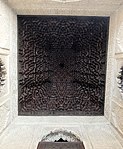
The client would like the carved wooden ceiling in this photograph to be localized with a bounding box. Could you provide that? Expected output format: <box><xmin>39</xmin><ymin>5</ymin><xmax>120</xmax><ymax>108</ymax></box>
<box><xmin>18</xmin><ymin>16</ymin><xmax>109</xmax><ymax>116</ymax></box>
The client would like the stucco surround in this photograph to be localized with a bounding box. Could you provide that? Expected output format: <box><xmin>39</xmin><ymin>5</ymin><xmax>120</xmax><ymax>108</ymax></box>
<box><xmin>0</xmin><ymin>0</ymin><xmax>123</xmax><ymax>146</ymax></box>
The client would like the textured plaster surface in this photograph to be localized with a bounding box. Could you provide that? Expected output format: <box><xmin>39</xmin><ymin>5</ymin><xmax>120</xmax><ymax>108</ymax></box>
<box><xmin>109</xmin><ymin>4</ymin><xmax>123</xmax><ymax>138</ymax></box>
<box><xmin>0</xmin><ymin>119</ymin><xmax>123</xmax><ymax>149</ymax></box>
<box><xmin>0</xmin><ymin>49</ymin><xmax>9</xmax><ymax>99</ymax></box>
<box><xmin>0</xmin><ymin>0</ymin><xmax>17</xmax><ymax>135</ymax></box>
<box><xmin>8</xmin><ymin>0</ymin><xmax>123</xmax><ymax>16</ymax></box>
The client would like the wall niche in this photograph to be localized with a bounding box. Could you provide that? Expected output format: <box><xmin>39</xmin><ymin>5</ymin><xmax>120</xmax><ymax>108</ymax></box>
<box><xmin>18</xmin><ymin>16</ymin><xmax>109</xmax><ymax>116</ymax></box>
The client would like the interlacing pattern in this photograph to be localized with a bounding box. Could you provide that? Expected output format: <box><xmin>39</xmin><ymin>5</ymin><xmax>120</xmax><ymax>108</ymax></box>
<box><xmin>18</xmin><ymin>16</ymin><xmax>109</xmax><ymax>115</ymax></box>
<box><xmin>117</xmin><ymin>66</ymin><xmax>123</xmax><ymax>92</ymax></box>
<box><xmin>0</xmin><ymin>58</ymin><xmax>6</xmax><ymax>91</ymax></box>
<box><xmin>41</xmin><ymin>129</ymin><xmax>81</xmax><ymax>142</ymax></box>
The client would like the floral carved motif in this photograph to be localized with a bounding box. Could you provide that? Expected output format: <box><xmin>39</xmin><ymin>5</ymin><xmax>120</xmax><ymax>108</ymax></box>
<box><xmin>0</xmin><ymin>58</ymin><xmax>6</xmax><ymax>91</ymax></box>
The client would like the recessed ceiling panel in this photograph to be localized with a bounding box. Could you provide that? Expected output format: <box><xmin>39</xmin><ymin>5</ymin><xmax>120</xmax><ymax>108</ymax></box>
<box><xmin>18</xmin><ymin>15</ymin><xmax>109</xmax><ymax>116</ymax></box>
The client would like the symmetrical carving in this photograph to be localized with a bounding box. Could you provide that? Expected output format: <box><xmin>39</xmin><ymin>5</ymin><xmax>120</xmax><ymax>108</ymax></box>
<box><xmin>39</xmin><ymin>130</ymin><xmax>84</xmax><ymax>149</ymax></box>
<box><xmin>117</xmin><ymin>66</ymin><xmax>123</xmax><ymax>93</ymax></box>
<box><xmin>0</xmin><ymin>58</ymin><xmax>6</xmax><ymax>91</ymax></box>
<box><xmin>18</xmin><ymin>16</ymin><xmax>109</xmax><ymax>115</ymax></box>
<box><xmin>41</xmin><ymin>129</ymin><xmax>81</xmax><ymax>142</ymax></box>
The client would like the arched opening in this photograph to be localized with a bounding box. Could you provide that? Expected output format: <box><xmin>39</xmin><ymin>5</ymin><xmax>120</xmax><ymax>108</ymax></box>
<box><xmin>37</xmin><ymin>130</ymin><xmax>85</xmax><ymax>149</ymax></box>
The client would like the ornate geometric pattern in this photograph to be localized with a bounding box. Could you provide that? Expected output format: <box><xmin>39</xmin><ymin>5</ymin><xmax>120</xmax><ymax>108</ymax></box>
<box><xmin>41</xmin><ymin>129</ymin><xmax>81</xmax><ymax>142</ymax></box>
<box><xmin>117</xmin><ymin>66</ymin><xmax>123</xmax><ymax>92</ymax></box>
<box><xmin>0</xmin><ymin>58</ymin><xmax>6</xmax><ymax>90</ymax></box>
<box><xmin>18</xmin><ymin>16</ymin><xmax>109</xmax><ymax>115</ymax></box>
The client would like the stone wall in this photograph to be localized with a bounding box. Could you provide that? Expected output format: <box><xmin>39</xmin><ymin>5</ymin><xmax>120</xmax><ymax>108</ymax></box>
<box><xmin>107</xmin><ymin>5</ymin><xmax>123</xmax><ymax>143</ymax></box>
<box><xmin>0</xmin><ymin>0</ymin><xmax>17</xmax><ymax>135</ymax></box>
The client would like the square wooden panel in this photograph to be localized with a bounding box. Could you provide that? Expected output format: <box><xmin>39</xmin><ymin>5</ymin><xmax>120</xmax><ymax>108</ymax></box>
<box><xmin>18</xmin><ymin>16</ymin><xmax>109</xmax><ymax>116</ymax></box>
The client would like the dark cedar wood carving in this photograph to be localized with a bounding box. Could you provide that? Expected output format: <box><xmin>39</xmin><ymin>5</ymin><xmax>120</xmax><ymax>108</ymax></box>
<box><xmin>37</xmin><ymin>142</ymin><xmax>85</xmax><ymax>149</ymax></box>
<box><xmin>18</xmin><ymin>16</ymin><xmax>109</xmax><ymax>115</ymax></box>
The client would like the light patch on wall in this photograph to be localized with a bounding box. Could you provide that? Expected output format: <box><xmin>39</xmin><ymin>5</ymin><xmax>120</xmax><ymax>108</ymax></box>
<box><xmin>116</xmin><ymin>22</ymin><xmax>123</xmax><ymax>53</ymax></box>
<box><xmin>52</xmin><ymin>0</ymin><xmax>80</xmax><ymax>3</ymax></box>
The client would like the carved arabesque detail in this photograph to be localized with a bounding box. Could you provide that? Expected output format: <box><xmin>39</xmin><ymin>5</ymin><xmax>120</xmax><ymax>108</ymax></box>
<box><xmin>18</xmin><ymin>16</ymin><xmax>109</xmax><ymax>115</ymax></box>
<box><xmin>117</xmin><ymin>66</ymin><xmax>123</xmax><ymax>93</ymax></box>
<box><xmin>41</xmin><ymin>129</ymin><xmax>81</xmax><ymax>142</ymax></box>
<box><xmin>0</xmin><ymin>58</ymin><xmax>6</xmax><ymax>91</ymax></box>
